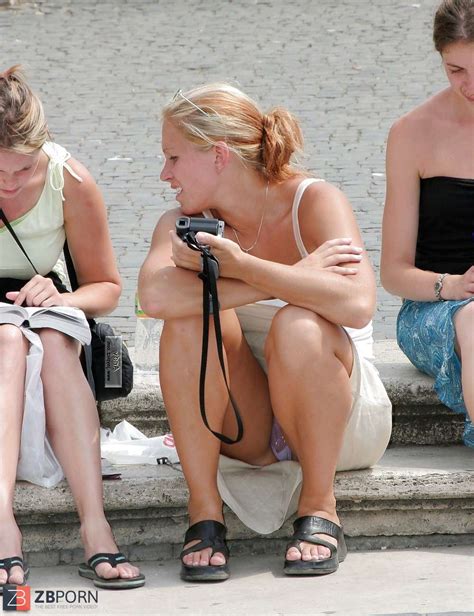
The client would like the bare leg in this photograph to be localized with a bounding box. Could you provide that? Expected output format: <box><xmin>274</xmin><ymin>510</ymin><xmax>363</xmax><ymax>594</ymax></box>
<box><xmin>454</xmin><ymin>301</ymin><xmax>474</xmax><ymax>422</ymax></box>
<box><xmin>0</xmin><ymin>325</ymin><xmax>28</xmax><ymax>585</ymax></box>
<box><xmin>160</xmin><ymin>309</ymin><xmax>275</xmax><ymax>568</ymax></box>
<box><xmin>39</xmin><ymin>329</ymin><xmax>140</xmax><ymax>581</ymax></box>
<box><xmin>265</xmin><ymin>306</ymin><xmax>353</xmax><ymax>562</ymax></box>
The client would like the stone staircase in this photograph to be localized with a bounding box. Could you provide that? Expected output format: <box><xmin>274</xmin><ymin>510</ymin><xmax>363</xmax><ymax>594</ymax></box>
<box><xmin>15</xmin><ymin>340</ymin><xmax>474</xmax><ymax>567</ymax></box>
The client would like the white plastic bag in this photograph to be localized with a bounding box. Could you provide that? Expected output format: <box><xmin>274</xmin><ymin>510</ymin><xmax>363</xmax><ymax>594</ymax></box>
<box><xmin>100</xmin><ymin>420</ymin><xmax>179</xmax><ymax>465</ymax></box>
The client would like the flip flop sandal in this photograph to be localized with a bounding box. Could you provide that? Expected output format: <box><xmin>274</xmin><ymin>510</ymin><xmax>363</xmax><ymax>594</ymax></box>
<box><xmin>180</xmin><ymin>520</ymin><xmax>230</xmax><ymax>582</ymax></box>
<box><xmin>0</xmin><ymin>557</ymin><xmax>30</xmax><ymax>594</ymax></box>
<box><xmin>78</xmin><ymin>552</ymin><xmax>145</xmax><ymax>590</ymax></box>
<box><xmin>283</xmin><ymin>515</ymin><xmax>347</xmax><ymax>576</ymax></box>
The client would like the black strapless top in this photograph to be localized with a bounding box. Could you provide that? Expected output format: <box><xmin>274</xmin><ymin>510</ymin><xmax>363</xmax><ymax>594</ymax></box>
<box><xmin>415</xmin><ymin>176</ymin><xmax>474</xmax><ymax>275</ymax></box>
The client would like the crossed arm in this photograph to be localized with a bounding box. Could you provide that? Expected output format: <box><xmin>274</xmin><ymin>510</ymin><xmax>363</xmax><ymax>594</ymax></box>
<box><xmin>139</xmin><ymin>182</ymin><xmax>376</xmax><ymax>329</ymax></box>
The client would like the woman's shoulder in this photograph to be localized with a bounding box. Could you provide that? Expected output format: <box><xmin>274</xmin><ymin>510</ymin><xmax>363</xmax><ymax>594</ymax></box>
<box><xmin>389</xmin><ymin>90</ymin><xmax>449</xmax><ymax>141</ymax></box>
<box><xmin>279</xmin><ymin>174</ymin><xmax>334</xmax><ymax>203</ymax></box>
<box><xmin>296</xmin><ymin>178</ymin><xmax>351</xmax><ymax>224</ymax></box>
<box><xmin>158</xmin><ymin>207</ymin><xmax>182</xmax><ymax>226</ymax></box>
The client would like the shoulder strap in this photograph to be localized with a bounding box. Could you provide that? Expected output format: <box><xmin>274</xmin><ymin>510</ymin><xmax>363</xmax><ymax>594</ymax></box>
<box><xmin>291</xmin><ymin>178</ymin><xmax>325</xmax><ymax>258</ymax></box>
<box><xmin>43</xmin><ymin>142</ymin><xmax>83</xmax><ymax>201</ymax></box>
<box><xmin>63</xmin><ymin>241</ymin><xmax>79</xmax><ymax>291</ymax></box>
<box><xmin>0</xmin><ymin>208</ymin><xmax>39</xmax><ymax>275</ymax></box>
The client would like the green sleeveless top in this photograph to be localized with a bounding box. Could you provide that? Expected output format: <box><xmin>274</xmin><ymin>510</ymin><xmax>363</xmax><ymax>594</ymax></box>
<box><xmin>0</xmin><ymin>142</ymin><xmax>83</xmax><ymax>279</ymax></box>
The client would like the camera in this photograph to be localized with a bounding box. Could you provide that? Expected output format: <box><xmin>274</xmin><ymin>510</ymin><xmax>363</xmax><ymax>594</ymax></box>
<box><xmin>175</xmin><ymin>216</ymin><xmax>225</xmax><ymax>240</ymax></box>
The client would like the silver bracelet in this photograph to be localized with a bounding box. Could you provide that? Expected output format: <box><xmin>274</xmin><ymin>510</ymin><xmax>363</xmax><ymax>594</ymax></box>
<box><xmin>434</xmin><ymin>273</ymin><xmax>449</xmax><ymax>301</ymax></box>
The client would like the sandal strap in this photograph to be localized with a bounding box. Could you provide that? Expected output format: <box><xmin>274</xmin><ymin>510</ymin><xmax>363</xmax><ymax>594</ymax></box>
<box><xmin>87</xmin><ymin>552</ymin><xmax>129</xmax><ymax>570</ymax></box>
<box><xmin>0</xmin><ymin>556</ymin><xmax>25</xmax><ymax>574</ymax></box>
<box><xmin>286</xmin><ymin>516</ymin><xmax>344</xmax><ymax>557</ymax></box>
<box><xmin>180</xmin><ymin>520</ymin><xmax>229</xmax><ymax>560</ymax></box>
<box><xmin>292</xmin><ymin>515</ymin><xmax>343</xmax><ymax>541</ymax></box>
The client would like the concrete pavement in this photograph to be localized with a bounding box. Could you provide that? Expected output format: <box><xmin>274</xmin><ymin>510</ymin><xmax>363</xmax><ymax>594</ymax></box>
<box><xmin>18</xmin><ymin>547</ymin><xmax>474</xmax><ymax>615</ymax></box>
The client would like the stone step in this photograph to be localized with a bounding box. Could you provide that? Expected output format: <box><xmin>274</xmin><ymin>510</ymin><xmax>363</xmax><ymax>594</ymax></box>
<box><xmin>16</xmin><ymin>445</ymin><xmax>474</xmax><ymax>567</ymax></box>
<box><xmin>100</xmin><ymin>340</ymin><xmax>465</xmax><ymax>446</ymax></box>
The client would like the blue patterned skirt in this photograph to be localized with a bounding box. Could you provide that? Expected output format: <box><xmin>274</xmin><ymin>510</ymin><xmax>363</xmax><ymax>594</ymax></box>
<box><xmin>397</xmin><ymin>298</ymin><xmax>473</xmax><ymax>448</ymax></box>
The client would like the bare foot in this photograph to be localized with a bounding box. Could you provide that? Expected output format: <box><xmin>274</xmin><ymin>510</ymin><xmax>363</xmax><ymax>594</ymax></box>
<box><xmin>0</xmin><ymin>517</ymin><xmax>26</xmax><ymax>585</ymax></box>
<box><xmin>80</xmin><ymin>518</ymin><xmax>140</xmax><ymax>580</ymax></box>
<box><xmin>285</xmin><ymin>510</ymin><xmax>340</xmax><ymax>562</ymax></box>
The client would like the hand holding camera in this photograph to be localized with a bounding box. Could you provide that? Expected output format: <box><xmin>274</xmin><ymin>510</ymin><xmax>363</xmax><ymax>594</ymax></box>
<box><xmin>172</xmin><ymin>217</ymin><xmax>224</xmax><ymax>272</ymax></box>
<box><xmin>176</xmin><ymin>216</ymin><xmax>225</xmax><ymax>243</ymax></box>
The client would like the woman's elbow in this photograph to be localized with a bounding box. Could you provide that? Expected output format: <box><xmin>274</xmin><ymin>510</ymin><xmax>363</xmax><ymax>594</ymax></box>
<box><xmin>138</xmin><ymin>292</ymin><xmax>166</xmax><ymax>320</ymax></box>
<box><xmin>109</xmin><ymin>281</ymin><xmax>122</xmax><ymax>311</ymax></box>
<box><xmin>347</xmin><ymin>292</ymin><xmax>375</xmax><ymax>329</ymax></box>
<box><xmin>138</xmin><ymin>281</ymin><xmax>171</xmax><ymax>320</ymax></box>
<box><xmin>380</xmin><ymin>266</ymin><xmax>399</xmax><ymax>297</ymax></box>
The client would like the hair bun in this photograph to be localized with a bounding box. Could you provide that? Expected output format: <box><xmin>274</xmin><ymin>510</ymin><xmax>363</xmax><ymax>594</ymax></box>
<box><xmin>261</xmin><ymin>107</ymin><xmax>303</xmax><ymax>181</ymax></box>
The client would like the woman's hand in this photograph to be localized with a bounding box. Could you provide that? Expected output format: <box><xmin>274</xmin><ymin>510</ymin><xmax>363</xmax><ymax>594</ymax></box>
<box><xmin>442</xmin><ymin>267</ymin><xmax>474</xmax><ymax>300</ymax></box>
<box><xmin>6</xmin><ymin>275</ymin><xmax>70</xmax><ymax>307</ymax></box>
<box><xmin>170</xmin><ymin>230</ymin><xmax>205</xmax><ymax>272</ymax></box>
<box><xmin>296</xmin><ymin>238</ymin><xmax>363</xmax><ymax>274</ymax></box>
<box><xmin>195</xmin><ymin>232</ymin><xmax>245</xmax><ymax>278</ymax></box>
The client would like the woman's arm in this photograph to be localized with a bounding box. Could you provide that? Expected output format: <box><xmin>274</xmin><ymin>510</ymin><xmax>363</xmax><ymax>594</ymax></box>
<box><xmin>380</xmin><ymin>117</ymin><xmax>472</xmax><ymax>301</ymax></box>
<box><xmin>138</xmin><ymin>209</ymin><xmax>271</xmax><ymax>319</ymax></box>
<box><xmin>61</xmin><ymin>158</ymin><xmax>122</xmax><ymax>317</ymax></box>
<box><xmin>197</xmin><ymin>182</ymin><xmax>376</xmax><ymax>329</ymax></box>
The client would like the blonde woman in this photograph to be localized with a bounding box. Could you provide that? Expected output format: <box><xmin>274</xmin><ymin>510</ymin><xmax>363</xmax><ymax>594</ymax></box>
<box><xmin>0</xmin><ymin>66</ymin><xmax>144</xmax><ymax>590</ymax></box>
<box><xmin>381</xmin><ymin>0</ymin><xmax>473</xmax><ymax>448</ymax></box>
<box><xmin>139</xmin><ymin>85</ymin><xmax>391</xmax><ymax>580</ymax></box>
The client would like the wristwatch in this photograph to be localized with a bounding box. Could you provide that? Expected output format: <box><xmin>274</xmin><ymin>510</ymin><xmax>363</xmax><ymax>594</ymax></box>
<box><xmin>434</xmin><ymin>273</ymin><xmax>449</xmax><ymax>301</ymax></box>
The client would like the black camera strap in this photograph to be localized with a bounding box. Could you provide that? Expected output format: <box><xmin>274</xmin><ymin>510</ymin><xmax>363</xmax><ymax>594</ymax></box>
<box><xmin>184</xmin><ymin>232</ymin><xmax>244</xmax><ymax>445</ymax></box>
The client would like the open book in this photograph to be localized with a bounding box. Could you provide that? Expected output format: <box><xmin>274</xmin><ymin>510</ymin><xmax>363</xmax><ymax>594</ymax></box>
<box><xmin>0</xmin><ymin>302</ymin><xmax>91</xmax><ymax>345</ymax></box>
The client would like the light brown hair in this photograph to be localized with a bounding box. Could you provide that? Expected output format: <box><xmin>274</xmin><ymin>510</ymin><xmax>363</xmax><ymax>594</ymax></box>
<box><xmin>163</xmin><ymin>84</ymin><xmax>305</xmax><ymax>182</ymax></box>
<box><xmin>0</xmin><ymin>65</ymin><xmax>49</xmax><ymax>154</ymax></box>
<box><xmin>433</xmin><ymin>0</ymin><xmax>474</xmax><ymax>52</ymax></box>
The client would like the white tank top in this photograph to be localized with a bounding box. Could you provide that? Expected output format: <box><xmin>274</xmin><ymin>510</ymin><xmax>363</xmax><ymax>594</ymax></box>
<box><xmin>0</xmin><ymin>142</ymin><xmax>83</xmax><ymax>279</ymax></box>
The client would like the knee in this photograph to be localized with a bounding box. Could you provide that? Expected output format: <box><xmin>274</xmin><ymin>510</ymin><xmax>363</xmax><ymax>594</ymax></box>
<box><xmin>162</xmin><ymin>310</ymin><xmax>241</xmax><ymax>352</ymax></box>
<box><xmin>455</xmin><ymin>302</ymin><xmax>474</xmax><ymax>350</ymax></box>
<box><xmin>39</xmin><ymin>328</ymin><xmax>79</xmax><ymax>361</ymax></box>
<box><xmin>0</xmin><ymin>324</ymin><xmax>28</xmax><ymax>358</ymax></box>
<box><xmin>264</xmin><ymin>305</ymin><xmax>332</xmax><ymax>366</ymax></box>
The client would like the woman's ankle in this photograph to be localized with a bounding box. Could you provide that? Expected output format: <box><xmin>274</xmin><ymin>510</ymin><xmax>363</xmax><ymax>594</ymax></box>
<box><xmin>0</xmin><ymin>518</ymin><xmax>22</xmax><ymax>558</ymax></box>
<box><xmin>188</xmin><ymin>495</ymin><xmax>224</xmax><ymax>525</ymax></box>
<box><xmin>297</xmin><ymin>496</ymin><xmax>338</xmax><ymax>522</ymax></box>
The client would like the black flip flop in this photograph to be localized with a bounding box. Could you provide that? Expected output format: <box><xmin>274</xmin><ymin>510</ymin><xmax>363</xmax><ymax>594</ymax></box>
<box><xmin>180</xmin><ymin>520</ymin><xmax>230</xmax><ymax>582</ymax></box>
<box><xmin>0</xmin><ymin>557</ymin><xmax>30</xmax><ymax>594</ymax></box>
<box><xmin>78</xmin><ymin>552</ymin><xmax>145</xmax><ymax>590</ymax></box>
<box><xmin>283</xmin><ymin>515</ymin><xmax>347</xmax><ymax>576</ymax></box>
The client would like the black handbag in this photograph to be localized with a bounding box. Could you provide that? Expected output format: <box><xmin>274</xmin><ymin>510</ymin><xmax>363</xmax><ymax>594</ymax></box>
<box><xmin>63</xmin><ymin>242</ymin><xmax>133</xmax><ymax>402</ymax></box>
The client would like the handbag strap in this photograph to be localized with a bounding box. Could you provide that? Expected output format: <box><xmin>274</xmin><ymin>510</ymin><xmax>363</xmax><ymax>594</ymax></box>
<box><xmin>63</xmin><ymin>240</ymin><xmax>79</xmax><ymax>291</ymax></box>
<box><xmin>63</xmin><ymin>239</ymin><xmax>96</xmax><ymax>397</ymax></box>
<box><xmin>185</xmin><ymin>232</ymin><xmax>244</xmax><ymax>445</ymax></box>
<box><xmin>0</xmin><ymin>208</ymin><xmax>39</xmax><ymax>275</ymax></box>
